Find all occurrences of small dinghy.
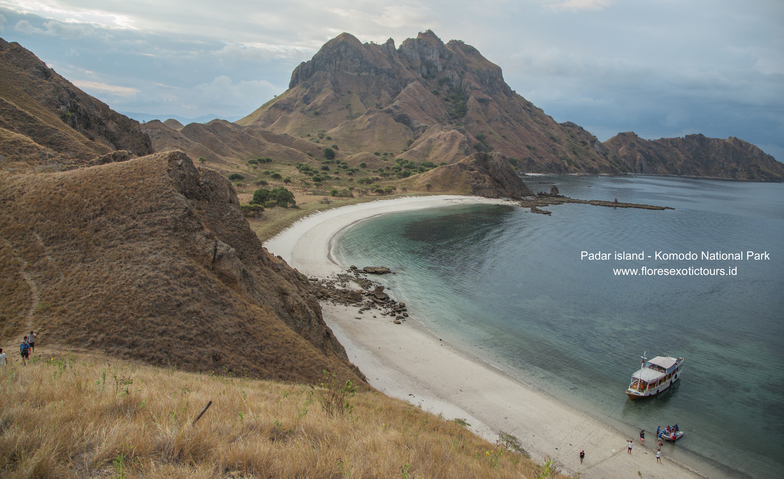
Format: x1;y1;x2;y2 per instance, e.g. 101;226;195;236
660;430;684;442
658;425;684;442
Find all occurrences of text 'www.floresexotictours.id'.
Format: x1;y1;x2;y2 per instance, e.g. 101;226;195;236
578;250;771;277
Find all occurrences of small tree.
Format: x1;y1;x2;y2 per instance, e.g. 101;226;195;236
425;182;432;192
250;188;271;205
323;147;336;160
270;187;296;208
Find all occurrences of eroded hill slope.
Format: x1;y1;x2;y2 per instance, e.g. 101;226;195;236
0;151;363;384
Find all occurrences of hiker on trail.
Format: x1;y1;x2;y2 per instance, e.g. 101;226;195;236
640;429;645;445
20;338;30;366
27;331;37;353
628;440;633;453
0;348;6;367
579;450;585;464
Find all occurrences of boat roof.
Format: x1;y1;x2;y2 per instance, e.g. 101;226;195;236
633;368;665;382
648;356;678;369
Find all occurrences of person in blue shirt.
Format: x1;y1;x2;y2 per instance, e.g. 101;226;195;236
20;338;30;366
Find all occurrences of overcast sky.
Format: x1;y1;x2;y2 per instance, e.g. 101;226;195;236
1;0;782;160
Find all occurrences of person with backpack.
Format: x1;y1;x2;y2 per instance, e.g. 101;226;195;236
20;338;30;366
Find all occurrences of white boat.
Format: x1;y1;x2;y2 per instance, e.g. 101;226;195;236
626;352;684;400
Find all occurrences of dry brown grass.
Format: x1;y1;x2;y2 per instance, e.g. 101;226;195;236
0;350;570;479
0;152;364;386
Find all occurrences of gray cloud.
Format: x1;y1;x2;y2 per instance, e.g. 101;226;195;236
0;1;781;160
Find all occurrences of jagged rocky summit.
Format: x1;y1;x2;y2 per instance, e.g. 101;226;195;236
237;30;782;181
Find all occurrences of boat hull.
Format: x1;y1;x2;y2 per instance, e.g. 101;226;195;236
626;375;678;400
660;431;684;442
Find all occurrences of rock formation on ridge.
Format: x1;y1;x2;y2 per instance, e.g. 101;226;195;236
238;31;611;174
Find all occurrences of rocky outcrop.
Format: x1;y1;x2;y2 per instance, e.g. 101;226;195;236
419;152;533;199
315;272;410;324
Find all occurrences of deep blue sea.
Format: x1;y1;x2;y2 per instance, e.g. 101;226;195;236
333;176;784;478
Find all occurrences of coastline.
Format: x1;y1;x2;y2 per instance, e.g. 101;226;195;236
264;195;706;479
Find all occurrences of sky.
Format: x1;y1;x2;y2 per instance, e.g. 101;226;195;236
1;0;782;160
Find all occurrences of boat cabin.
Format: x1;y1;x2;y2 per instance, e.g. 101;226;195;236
627;355;684;399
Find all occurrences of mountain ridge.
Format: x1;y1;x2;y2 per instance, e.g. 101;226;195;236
235;30;782;181
0;37;154;172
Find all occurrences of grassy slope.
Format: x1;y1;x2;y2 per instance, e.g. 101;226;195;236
0;349;570;478
0;152;362;386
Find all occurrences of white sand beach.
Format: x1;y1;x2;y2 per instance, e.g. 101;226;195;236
265;195;706;479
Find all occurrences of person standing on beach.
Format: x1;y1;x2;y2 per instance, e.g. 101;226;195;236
0;348;6;367
20;338;30;366
657;449;662;463
656;425;660;438
628;440;633;453
579;450;585;464
640;429;645;445
27;331;37;354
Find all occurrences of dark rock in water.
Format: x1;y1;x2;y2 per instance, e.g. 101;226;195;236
363;266;392;274
372;286;389;300
550;185;559;196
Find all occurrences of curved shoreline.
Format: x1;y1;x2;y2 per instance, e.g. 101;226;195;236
264;195;706;479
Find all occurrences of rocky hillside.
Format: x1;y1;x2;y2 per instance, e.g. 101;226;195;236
232;30;783;181
0;150;364;385
142;119;323;168
239;31;612;174
0;38;153;172
604;132;784;181
408;152;534;198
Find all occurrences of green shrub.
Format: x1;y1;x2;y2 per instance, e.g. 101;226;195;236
314;370;357;417
228;173;245;181
250;187;296;208
323;147;336;160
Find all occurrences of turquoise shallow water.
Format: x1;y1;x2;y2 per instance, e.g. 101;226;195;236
333;176;784;478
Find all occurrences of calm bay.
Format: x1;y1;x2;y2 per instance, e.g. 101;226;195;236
333;175;784;478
